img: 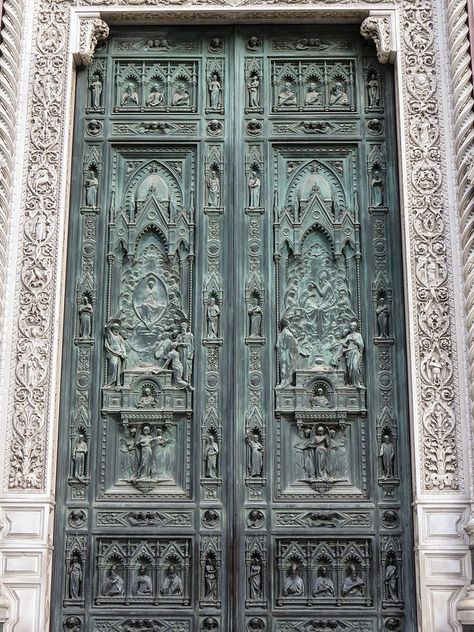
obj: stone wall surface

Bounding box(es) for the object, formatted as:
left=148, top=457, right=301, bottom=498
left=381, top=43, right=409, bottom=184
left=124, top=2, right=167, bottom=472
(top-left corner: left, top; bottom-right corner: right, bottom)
left=0, top=0, right=473, bottom=630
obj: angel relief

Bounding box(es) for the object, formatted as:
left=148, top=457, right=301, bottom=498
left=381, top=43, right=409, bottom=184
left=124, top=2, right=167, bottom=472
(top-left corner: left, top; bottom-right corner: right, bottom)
left=281, top=231, right=357, bottom=368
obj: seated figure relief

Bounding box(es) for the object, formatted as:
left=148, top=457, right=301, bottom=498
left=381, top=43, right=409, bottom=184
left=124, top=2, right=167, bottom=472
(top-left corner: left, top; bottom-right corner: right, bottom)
left=305, top=82, right=322, bottom=106
left=283, top=562, right=304, bottom=596
left=102, top=564, right=124, bottom=596
left=160, top=565, right=183, bottom=595
left=313, top=566, right=335, bottom=596
left=278, top=82, right=297, bottom=106
left=342, top=564, right=365, bottom=596
left=132, top=565, right=153, bottom=596
left=172, top=83, right=190, bottom=107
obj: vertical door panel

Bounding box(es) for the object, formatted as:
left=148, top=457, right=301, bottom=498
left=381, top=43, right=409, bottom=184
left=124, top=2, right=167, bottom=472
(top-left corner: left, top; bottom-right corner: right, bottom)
left=53, top=25, right=415, bottom=632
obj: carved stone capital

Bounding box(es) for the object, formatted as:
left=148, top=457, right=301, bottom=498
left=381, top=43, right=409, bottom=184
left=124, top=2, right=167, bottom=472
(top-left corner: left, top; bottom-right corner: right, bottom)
left=360, top=12, right=396, bottom=64
left=75, top=15, right=109, bottom=66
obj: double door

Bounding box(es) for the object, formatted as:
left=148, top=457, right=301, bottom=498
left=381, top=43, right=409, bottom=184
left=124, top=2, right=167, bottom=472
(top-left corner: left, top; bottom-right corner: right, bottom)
left=53, top=24, right=415, bottom=632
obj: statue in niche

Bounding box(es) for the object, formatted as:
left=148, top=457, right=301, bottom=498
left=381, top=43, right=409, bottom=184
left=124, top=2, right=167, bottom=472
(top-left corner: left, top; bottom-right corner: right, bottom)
left=204, top=434, right=219, bottom=478
left=105, top=319, right=127, bottom=387
left=137, top=386, right=157, bottom=408
left=102, top=565, right=124, bottom=596
left=371, top=169, right=384, bottom=207
left=246, top=431, right=263, bottom=478
left=311, top=387, right=329, bottom=408
left=248, top=74, right=260, bottom=107
left=248, top=297, right=262, bottom=337
left=162, top=342, right=189, bottom=388
left=385, top=560, right=398, bottom=601
left=380, top=434, right=395, bottom=479
left=209, top=74, right=222, bottom=109
left=204, top=559, right=218, bottom=599
left=90, top=74, right=103, bottom=109
left=135, top=425, right=169, bottom=480
left=367, top=71, right=380, bottom=107
left=72, top=434, right=88, bottom=480
left=172, top=83, right=190, bottom=107
left=146, top=84, right=164, bottom=107
left=304, top=82, right=322, bottom=106
left=207, top=297, right=220, bottom=337
left=329, top=82, right=349, bottom=106
left=79, top=295, right=93, bottom=338
left=248, top=170, right=261, bottom=208
left=85, top=170, right=99, bottom=207
left=314, top=426, right=328, bottom=478
left=69, top=555, right=82, bottom=599
left=342, top=321, right=364, bottom=387
left=160, top=565, right=182, bottom=595
left=278, top=82, right=297, bottom=106
left=376, top=296, right=390, bottom=337
left=177, top=321, right=194, bottom=382
left=121, top=83, right=139, bottom=106
left=249, top=557, right=263, bottom=599
left=295, top=427, right=315, bottom=479
left=342, top=564, right=364, bottom=596
left=206, top=170, right=220, bottom=207
left=136, top=276, right=166, bottom=329
left=313, top=566, right=335, bottom=596
left=283, top=563, right=304, bottom=596
left=276, top=319, right=298, bottom=387
left=132, top=565, right=153, bottom=596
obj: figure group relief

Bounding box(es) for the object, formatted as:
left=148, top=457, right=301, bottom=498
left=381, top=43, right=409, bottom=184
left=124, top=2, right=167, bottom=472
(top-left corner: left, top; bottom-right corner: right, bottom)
left=273, top=60, right=354, bottom=111
left=56, top=28, right=410, bottom=628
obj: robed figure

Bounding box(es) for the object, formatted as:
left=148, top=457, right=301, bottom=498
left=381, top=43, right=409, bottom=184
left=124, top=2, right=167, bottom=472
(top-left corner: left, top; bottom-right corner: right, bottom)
left=276, top=319, right=298, bottom=387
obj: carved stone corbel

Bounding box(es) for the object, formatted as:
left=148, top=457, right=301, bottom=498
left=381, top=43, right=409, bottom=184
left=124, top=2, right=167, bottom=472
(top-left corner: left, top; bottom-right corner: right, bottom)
left=74, top=15, right=109, bottom=66
left=360, top=12, right=397, bottom=65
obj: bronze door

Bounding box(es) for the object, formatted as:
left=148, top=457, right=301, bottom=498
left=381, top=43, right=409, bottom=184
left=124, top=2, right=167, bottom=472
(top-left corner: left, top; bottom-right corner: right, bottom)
left=53, top=25, right=415, bottom=632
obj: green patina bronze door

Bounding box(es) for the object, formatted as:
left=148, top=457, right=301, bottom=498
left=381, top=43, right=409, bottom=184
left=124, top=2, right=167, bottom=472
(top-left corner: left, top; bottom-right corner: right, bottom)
left=53, top=25, right=415, bottom=632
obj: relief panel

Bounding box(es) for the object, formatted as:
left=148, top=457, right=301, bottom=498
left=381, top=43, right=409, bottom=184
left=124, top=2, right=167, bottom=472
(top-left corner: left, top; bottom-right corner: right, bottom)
left=53, top=25, right=414, bottom=632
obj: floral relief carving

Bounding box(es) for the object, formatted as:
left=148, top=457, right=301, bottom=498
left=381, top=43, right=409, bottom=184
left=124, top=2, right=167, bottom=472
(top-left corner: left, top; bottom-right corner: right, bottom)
left=6, top=0, right=75, bottom=490
left=400, top=2, right=461, bottom=490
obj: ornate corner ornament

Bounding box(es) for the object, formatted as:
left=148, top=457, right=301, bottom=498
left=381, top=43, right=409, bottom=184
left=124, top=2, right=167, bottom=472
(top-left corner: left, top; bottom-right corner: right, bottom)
left=75, top=15, right=109, bottom=65
left=360, top=13, right=397, bottom=64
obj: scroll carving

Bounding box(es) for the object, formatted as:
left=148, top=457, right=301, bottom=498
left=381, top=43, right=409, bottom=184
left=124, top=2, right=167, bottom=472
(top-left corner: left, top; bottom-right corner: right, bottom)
left=76, top=17, right=110, bottom=66
left=360, top=15, right=395, bottom=65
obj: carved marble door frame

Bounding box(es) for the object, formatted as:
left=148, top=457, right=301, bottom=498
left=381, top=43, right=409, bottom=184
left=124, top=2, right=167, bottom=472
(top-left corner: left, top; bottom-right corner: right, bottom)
left=0, top=1, right=472, bottom=631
